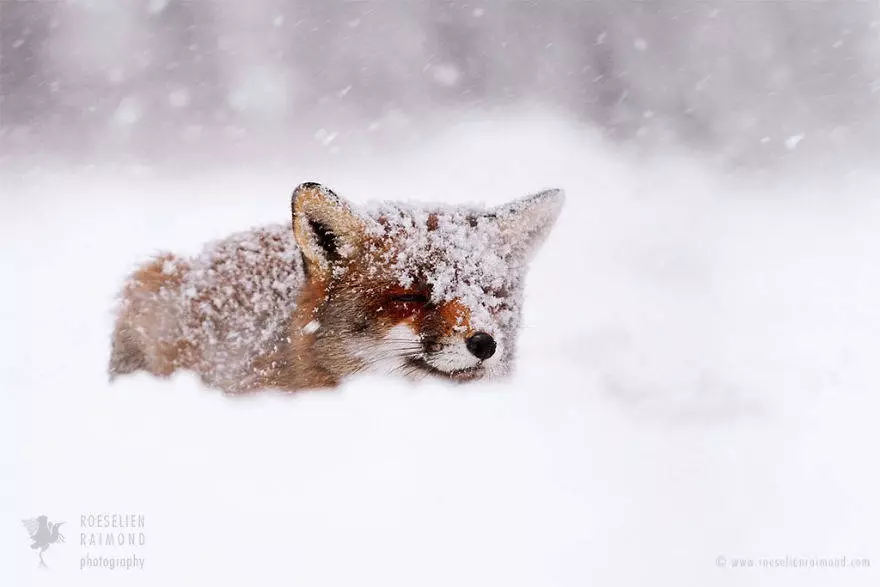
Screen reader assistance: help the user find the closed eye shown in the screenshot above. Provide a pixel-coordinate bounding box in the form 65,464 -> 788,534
391,293 -> 429,304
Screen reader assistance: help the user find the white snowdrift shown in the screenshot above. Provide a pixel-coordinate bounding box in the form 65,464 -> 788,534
2,115 -> 878,586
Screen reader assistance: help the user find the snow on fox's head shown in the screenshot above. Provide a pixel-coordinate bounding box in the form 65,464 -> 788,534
291,182 -> 564,383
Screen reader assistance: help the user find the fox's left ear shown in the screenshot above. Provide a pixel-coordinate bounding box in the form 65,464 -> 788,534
491,188 -> 565,259
292,182 -> 365,278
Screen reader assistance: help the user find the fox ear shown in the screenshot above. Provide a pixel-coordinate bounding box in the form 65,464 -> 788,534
292,182 -> 364,276
492,188 -> 565,259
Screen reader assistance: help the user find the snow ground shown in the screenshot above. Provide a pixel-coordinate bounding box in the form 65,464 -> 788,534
2,114 -> 879,586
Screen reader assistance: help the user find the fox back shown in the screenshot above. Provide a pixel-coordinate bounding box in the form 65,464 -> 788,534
109,182 -> 564,392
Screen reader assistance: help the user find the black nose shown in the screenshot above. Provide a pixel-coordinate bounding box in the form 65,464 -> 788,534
466,332 -> 496,360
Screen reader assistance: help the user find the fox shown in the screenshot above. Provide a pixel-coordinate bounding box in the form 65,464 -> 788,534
108,182 -> 564,393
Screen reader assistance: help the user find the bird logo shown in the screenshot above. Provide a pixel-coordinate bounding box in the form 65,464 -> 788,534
22,515 -> 65,568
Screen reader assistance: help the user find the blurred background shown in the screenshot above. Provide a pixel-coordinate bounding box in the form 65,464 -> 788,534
2,0 -> 879,167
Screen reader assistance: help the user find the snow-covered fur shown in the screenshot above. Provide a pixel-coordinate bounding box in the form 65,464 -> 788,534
109,182 -> 564,392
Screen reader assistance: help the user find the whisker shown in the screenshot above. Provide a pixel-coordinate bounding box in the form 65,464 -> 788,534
354,348 -> 424,374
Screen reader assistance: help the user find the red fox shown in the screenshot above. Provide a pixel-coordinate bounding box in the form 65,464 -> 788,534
109,182 -> 564,392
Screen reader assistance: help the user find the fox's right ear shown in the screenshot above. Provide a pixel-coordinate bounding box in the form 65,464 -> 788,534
492,188 -> 565,261
292,182 -> 365,277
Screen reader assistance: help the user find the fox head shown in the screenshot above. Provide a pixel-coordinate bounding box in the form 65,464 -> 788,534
290,182 -> 564,384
